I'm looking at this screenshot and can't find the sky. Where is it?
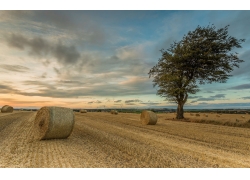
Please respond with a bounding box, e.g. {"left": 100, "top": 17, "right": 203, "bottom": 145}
{"left": 0, "top": 4, "right": 250, "bottom": 109}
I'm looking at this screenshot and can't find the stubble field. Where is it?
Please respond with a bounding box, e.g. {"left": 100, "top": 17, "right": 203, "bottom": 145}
{"left": 0, "top": 111, "right": 249, "bottom": 168}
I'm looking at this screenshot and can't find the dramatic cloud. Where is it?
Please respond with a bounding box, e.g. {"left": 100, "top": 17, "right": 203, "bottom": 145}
{"left": 1, "top": 10, "right": 250, "bottom": 109}
{"left": 5, "top": 33, "right": 81, "bottom": 65}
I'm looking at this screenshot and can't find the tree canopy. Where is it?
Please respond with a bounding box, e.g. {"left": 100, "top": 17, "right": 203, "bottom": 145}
{"left": 149, "top": 24, "right": 245, "bottom": 119}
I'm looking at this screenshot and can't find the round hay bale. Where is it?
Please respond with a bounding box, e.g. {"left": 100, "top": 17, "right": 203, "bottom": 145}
{"left": 1, "top": 105, "right": 13, "bottom": 113}
{"left": 140, "top": 110, "right": 158, "bottom": 125}
{"left": 113, "top": 110, "right": 118, "bottom": 115}
{"left": 34, "top": 106, "right": 75, "bottom": 140}
{"left": 110, "top": 110, "right": 115, "bottom": 114}
{"left": 195, "top": 113, "right": 200, "bottom": 116}
{"left": 80, "top": 109, "right": 87, "bottom": 113}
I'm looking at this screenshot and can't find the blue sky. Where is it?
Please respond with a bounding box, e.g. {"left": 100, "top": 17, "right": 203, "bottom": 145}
{"left": 0, "top": 7, "right": 250, "bottom": 109}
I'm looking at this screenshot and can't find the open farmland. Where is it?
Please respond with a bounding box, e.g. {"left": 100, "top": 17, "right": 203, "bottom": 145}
{"left": 0, "top": 111, "right": 250, "bottom": 168}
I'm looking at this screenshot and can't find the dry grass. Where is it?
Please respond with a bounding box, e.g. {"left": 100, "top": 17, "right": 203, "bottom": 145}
{"left": 0, "top": 112, "right": 249, "bottom": 167}
{"left": 165, "top": 113, "right": 250, "bottom": 128}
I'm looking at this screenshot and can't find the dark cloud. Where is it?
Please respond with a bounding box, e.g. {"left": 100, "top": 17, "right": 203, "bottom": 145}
{"left": 210, "top": 94, "right": 226, "bottom": 98}
{"left": 189, "top": 94, "right": 226, "bottom": 102}
{"left": 190, "top": 101, "right": 197, "bottom": 103}
{"left": 88, "top": 101, "right": 94, "bottom": 104}
{"left": 189, "top": 96, "right": 202, "bottom": 99}
{"left": 205, "top": 91, "right": 214, "bottom": 93}
{"left": 197, "top": 97, "right": 216, "bottom": 101}
{"left": 0, "top": 79, "right": 152, "bottom": 99}
{"left": 5, "top": 33, "right": 81, "bottom": 65}
{"left": 230, "top": 84, "right": 250, "bottom": 90}
{"left": 52, "top": 42, "right": 80, "bottom": 65}
{"left": 0, "top": 64, "right": 30, "bottom": 72}
{"left": 114, "top": 100, "right": 122, "bottom": 103}
{"left": 125, "top": 99, "right": 143, "bottom": 104}
{"left": 0, "top": 84, "right": 13, "bottom": 90}
{"left": 241, "top": 96, "right": 250, "bottom": 100}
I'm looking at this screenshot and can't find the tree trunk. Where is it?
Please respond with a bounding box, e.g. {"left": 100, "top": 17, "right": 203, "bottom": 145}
{"left": 176, "top": 102, "right": 184, "bottom": 119}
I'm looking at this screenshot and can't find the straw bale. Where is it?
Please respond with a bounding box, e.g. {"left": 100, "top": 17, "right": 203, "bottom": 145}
{"left": 140, "top": 110, "right": 158, "bottom": 125}
{"left": 1, "top": 105, "right": 13, "bottom": 113}
{"left": 34, "top": 106, "right": 75, "bottom": 140}
{"left": 80, "top": 109, "right": 87, "bottom": 113}
{"left": 195, "top": 114, "right": 200, "bottom": 116}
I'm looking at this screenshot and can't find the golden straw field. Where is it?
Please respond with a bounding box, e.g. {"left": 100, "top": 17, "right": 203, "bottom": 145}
{"left": 0, "top": 111, "right": 250, "bottom": 168}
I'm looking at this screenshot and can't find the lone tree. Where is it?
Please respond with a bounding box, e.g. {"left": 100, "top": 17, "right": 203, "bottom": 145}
{"left": 149, "top": 24, "right": 245, "bottom": 119}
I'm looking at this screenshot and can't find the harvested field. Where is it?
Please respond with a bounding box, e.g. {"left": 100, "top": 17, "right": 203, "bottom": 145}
{"left": 165, "top": 112, "right": 250, "bottom": 128}
{"left": 0, "top": 112, "right": 250, "bottom": 167}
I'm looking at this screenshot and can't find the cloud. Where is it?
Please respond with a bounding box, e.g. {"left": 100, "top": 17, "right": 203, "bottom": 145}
{"left": 230, "top": 84, "right": 250, "bottom": 90}
{"left": 125, "top": 99, "right": 143, "bottom": 104}
{"left": 190, "top": 101, "right": 198, "bottom": 103}
{"left": 230, "top": 49, "right": 250, "bottom": 77}
{"left": 140, "top": 102, "right": 161, "bottom": 105}
{"left": 58, "top": 80, "right": 81, "bottom": 84}
{"left": 114, "top": 100, "right": 122, "bottom": 103}
{"left": 189, "top": 94, "right": 226, "bottom": 102}
{"left": 205, "top": 91, "right": 214, "bottom": 93}
{"left": 0, "top": 97, "right": 50, "bottom": 104}
{"left": 0, "top": 84, "right": 13, "bottom": 90}
{"left": 125, "top": 103, "right": 136, "bottom": 105}
{"left": 198, "top": 102, "right": 209, "bottom": 105}
{"left": 210, "top": 94, "right": 226, "bottom": 98}
{"left": 5, "top": 33, "right": 81, "bottom": 65}
{"left": 196, "top": 97, "right": 215, "bottom": 101}
{"left": 241, "top": 96, "right": 250, "bottom": 100}
{"left": 189, "top": 96, "right": 202, "bottom": 99}
{"left": 94, "top": 100, "right": 102, "bottom": 104}
{"left": 0, "top": 64, "right": 30, "bottom": 72}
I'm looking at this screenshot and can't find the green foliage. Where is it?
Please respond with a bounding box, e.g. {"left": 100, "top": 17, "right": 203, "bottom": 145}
{"left": 149, "top": 24, "right": 245, "bottom": 118}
